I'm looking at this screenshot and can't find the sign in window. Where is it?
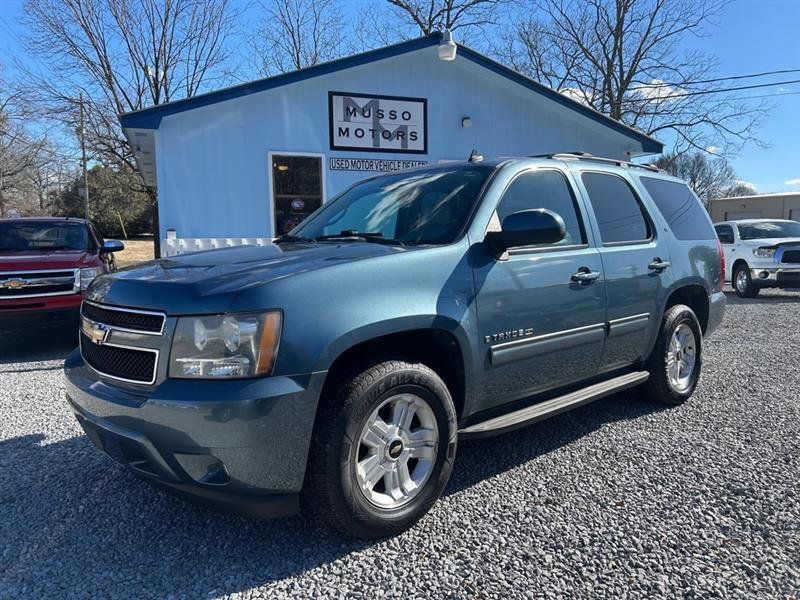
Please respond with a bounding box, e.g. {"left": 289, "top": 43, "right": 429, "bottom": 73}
{"left": 271, "top": 155, "right": 323, "bottom": 236}
{"left": 329, "top": 92, "right": 427, "bottom": 154}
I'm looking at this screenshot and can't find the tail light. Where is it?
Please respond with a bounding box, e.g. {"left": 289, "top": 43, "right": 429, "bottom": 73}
{"left": 716, "top": 239, "right": 725, "bottom": 292}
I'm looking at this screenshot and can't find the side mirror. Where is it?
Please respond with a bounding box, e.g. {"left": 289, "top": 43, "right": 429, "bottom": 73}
{"left": 101, "top": 240, "right": 125, "bottom": 253}
{"left": 485, "top": 209, "right": 566, "bottom": 255}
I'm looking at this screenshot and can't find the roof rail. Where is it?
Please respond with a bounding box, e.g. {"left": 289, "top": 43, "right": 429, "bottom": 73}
{"left": 530, "top": 152, "right": 663, "bottom": 173}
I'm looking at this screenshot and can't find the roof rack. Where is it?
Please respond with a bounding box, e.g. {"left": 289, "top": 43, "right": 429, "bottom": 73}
{"left": 530, "top": 152, "right": 663, "bottom": 173}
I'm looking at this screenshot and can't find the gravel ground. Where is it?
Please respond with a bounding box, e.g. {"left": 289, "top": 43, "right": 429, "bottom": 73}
{"left": 1, "top": 290, "right": 798, "bottom": 599}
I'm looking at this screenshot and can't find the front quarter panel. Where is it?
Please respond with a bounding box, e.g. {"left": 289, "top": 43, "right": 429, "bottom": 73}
{"left": 228, "top": 241, "right": 479, "bottom": 380}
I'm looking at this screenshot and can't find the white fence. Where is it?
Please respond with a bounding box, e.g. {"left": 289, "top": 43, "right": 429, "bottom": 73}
{"left": 161, "top": 237, "right": 273, "bottom": 257}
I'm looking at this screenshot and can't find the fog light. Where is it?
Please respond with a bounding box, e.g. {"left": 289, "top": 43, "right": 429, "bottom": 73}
{"left": 758, "top": 271, "right": 769, "bottom": 279}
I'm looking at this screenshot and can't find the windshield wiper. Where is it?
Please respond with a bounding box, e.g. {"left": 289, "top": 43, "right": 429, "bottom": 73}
{"left": 275, "top": 234, "right": 315, "bottom": 244}
{"left": 313, "top": 230, "right": 406, "bottom": 246}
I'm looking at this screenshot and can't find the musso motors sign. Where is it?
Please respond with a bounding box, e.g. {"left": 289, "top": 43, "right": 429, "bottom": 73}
{"left": 329, "top": 92, "right": 427, "bottom": 154}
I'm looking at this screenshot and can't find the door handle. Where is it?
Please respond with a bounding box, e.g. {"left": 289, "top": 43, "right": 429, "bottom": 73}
{"left": 648, "top": 258, "right": 671, "bottom": 272}
{"left": 571, "top": 268, "right": 601, "bottom": 283}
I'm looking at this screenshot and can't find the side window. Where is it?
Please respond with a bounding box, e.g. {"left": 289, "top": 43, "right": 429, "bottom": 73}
{"left": 714, "top": 224, "right": 735, "bottom": 244}
{"left": 581, "top": 172, "right": 651, "bottom": 244}
{"left": 640, "top": 177, "right": 716, "bottom": 240}
{"left": 496, "top": 169, "right": 586, "bottom": 247}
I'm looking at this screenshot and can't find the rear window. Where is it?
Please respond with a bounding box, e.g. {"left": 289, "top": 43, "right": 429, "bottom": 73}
{"left": 581, "top": 172, "right": 650, "bottom": 244}
{"left": 640, "top": 177, "right": 716, "bottom": 240}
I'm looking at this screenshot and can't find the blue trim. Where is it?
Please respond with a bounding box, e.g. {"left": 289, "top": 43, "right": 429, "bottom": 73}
{"left": 119, "top": 32, "right": 662, "bottom": 153}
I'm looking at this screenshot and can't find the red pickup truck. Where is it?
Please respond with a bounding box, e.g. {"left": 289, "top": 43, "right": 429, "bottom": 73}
{"left": 0, "top": 217, "right": 124, "bottom": 330}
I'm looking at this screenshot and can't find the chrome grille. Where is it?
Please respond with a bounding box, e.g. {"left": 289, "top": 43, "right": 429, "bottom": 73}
{"left": 80, "top": 333, "right": 158, "bottom": 384}
{"left": 81, "top": 301, "right": 165, "bottom": 334}
{"left": 0, "top": 269, "right": 77, "bottom": 298}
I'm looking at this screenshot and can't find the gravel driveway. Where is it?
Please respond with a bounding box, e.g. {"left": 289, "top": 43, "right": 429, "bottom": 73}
{"left": 1, "top": 290, "right": 798, "bottom": 599}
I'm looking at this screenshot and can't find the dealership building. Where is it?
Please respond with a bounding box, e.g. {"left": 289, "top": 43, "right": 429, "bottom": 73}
{"left": 119, "top": 32, "right": 663, "bottom": 255}
{"left": 708, "top": 192, "right": 800, "bottom": 223}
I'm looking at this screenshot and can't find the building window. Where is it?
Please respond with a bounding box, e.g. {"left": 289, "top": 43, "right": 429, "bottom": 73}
{"left": 272, "top": 155, "right": 323, "bottom": 236}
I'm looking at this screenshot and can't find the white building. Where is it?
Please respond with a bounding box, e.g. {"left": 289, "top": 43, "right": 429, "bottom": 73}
{"left": 119, "top": 32, "right": 663, "bottom": 255}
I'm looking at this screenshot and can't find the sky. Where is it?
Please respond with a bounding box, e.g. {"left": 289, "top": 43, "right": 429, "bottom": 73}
{"left": 0, "top": 0, "right": 798, "bottom": 193}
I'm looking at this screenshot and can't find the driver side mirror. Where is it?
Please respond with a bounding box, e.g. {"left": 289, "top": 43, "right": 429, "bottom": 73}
{"left": 485, "top": 209, "right": 566, "bottom": 256}
{"left": 101, "top": 240, "right": 125, "bottom": 253}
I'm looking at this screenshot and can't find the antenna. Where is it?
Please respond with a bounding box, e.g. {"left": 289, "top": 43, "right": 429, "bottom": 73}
{"left": 468, "top": 148, "right": 483, "bottom": 162}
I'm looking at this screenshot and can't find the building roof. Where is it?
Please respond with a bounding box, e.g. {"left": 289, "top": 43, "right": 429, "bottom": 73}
{"left": 710, "top": 191, "right": 800, "bottom": 203}
{"left": 119, "top": 32, "right": 662, "bottom": 154}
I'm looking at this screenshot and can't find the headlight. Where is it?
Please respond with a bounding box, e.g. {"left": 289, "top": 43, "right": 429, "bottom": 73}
{"left": 169, "top": 311, "right": 282, "bottom": 379}
{"left": 80, "top": 267, "right": 103, "bottom": 290}
{"left": 753, "top": 247, "right": 776, "bottom": 258}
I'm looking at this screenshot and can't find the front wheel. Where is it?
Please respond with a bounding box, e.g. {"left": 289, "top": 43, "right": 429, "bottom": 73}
{"left": 304, "top": 360, "right": 457, "bottom": 539}
{"left": 734, "top": 263, "right": 759, "bottom": 298}
{"left": 642, "top": 304, "right": 702, "bottom": 406}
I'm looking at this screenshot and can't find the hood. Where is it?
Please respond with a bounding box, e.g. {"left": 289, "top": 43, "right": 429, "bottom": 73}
{"left": 85, "top": 241, "right": 411, "bottom": 314}
{"left": 0, "top": 250, "right": 97, "bottom": 272}
{"left": 739, "top": 238, "right": 800, "bottom": 248}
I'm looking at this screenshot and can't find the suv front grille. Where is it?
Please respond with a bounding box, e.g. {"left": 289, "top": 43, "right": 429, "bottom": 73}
{"left": 781, "top": 250, "right": 800, "bottom": 264}
{"left": 80, "top": 333, "right": 158, "bottom": 384}
{"left": 0, "top": 270, "right": 76, "bottom": 298}
{"left": 82, "top": 302, "right": 165, "bottom": 334}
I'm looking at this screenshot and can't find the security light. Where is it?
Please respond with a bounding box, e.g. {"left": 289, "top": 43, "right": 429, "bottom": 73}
{"left": 438, "top": 29, "right": 457, "bottom": 61}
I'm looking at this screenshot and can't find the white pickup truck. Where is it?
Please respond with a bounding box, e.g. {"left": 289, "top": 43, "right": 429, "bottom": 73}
{"left": 714, "top": 219, "right": 800, "bottom": 297}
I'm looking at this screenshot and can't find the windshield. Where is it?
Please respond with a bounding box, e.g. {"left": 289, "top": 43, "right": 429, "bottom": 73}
{"left": 738, "top": 221, "right": 800, "bottom": 240}
{"left": 291, "top": 165, "right": 495, "bottom": 245}
{"left": 0, "top": 221, "right": 91, "bottom": 252}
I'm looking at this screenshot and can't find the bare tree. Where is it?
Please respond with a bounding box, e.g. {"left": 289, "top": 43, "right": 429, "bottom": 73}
{"left": 21, "top": 0, "right": 239, "bottom": 178}
{"left": 653, "top": 152, "right": 752, "bottom": 204}
{"left": 248, "top": 0, "right": 349, "bottom": 76}
{"left": 387, "top": 0, "right": 502, "bottom": 37}
{"left": 501, "top": 0, "right": 767, "bottom": 155}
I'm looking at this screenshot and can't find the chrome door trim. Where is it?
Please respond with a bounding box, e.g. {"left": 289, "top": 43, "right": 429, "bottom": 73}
{"left": 490, "top": 322, "right": 606, "bottom": 366}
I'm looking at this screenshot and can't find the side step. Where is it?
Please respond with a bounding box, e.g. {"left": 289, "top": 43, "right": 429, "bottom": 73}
{"left": 458, "top": 371, "right": 650, "bottom": 440}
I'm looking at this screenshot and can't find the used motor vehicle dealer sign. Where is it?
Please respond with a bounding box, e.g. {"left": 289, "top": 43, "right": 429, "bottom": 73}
{"left": 329, "top": 92, "right": 427, "bottom": 154}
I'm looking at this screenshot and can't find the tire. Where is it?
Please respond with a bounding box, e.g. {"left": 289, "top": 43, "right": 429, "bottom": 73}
{"left": 304, "top": 360, "right": 457, "bottom": 539}
{"left": 733, "top": 263, "right": 759, "bottom": 298}
{"left": 642, "top": 304, "right": 703, "bottom": 406}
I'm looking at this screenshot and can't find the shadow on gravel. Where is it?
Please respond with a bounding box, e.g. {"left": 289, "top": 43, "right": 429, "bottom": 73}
{"left": 0, "top": 390, "right": 666, "bottom": 598}
{"left": 0, "top": 323, "right": 77, "bottom": 366}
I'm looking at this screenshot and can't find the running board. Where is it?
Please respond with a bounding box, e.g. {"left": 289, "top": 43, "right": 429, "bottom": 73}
{"left": 458, "top": 371, "right": 650, "bottom": 439}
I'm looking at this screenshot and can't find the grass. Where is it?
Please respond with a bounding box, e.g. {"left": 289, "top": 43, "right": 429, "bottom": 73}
{"left": 116, "top": 238, "right": 155, "bottom": 268}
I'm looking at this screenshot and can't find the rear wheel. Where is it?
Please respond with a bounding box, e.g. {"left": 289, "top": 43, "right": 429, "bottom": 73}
{"left": 642, "top": 304, "right": 702, "bottom": 406}
{"left": 734, "top": 263, "right": 759, "bottom": 298}
{"left": 304, "top": 360, "right": 457, "bottom": 539}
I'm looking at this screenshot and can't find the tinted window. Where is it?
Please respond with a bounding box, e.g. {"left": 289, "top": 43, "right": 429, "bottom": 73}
{"left": 640, "top": 177, "right": 715, "bottom": 240}
{"left": 0, "top": 221, "right": 91, "bottom": 252}
{"left": 581, "top": 172, "right": 650, "bottom": 244}
{"left": 738, "top": 220, "right": 800, "bottom": 240}
{"left": 714, "top": 224, "right": 734, "bottom": 244}
{"left": 293, "top": 165, "right": 493, "bottom": 245}
{"left": 496, "top": 170, "right": 585, "bottom": 246}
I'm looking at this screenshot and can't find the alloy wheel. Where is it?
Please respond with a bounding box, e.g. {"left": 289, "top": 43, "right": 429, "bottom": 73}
{"left": 666, "top": 323, "right": 697, "bottom": 392}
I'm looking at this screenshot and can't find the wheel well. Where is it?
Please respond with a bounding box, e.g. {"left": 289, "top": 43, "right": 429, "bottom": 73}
{"left": 731, "top": 258, "right": 749, "bottom": 278}
{"left": 320, "top": 329, "right": 466, "bottom": 418}
{"left": 665, "top": 285, "right": 710, "bottom": 332}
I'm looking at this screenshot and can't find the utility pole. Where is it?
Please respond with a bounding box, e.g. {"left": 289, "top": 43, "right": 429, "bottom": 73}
{"left": 79, "top": 93, "right": 90, "bottom": 220}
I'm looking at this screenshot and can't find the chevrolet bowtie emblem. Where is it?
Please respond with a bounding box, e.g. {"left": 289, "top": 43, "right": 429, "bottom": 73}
{"left": 81, "top": 317, "right": 110, "bottom": 345}
{"left": 1, "top": 278, "right": 26, "bottom": 290}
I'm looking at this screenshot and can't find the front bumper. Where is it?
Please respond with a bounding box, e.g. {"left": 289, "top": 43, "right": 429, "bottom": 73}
{"left": 0, "top": 294, "right": 82, "bottom": 330}
{"left": 749, "top": 267, "right": 800, "bottom": 288}
{"left": 64, "top": 349, "right": 326, "bottom": 518}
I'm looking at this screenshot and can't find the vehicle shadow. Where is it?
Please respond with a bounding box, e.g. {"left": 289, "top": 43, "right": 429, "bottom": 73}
{"left": 723, "top": 289, "right": 800, "bottom": 305}
{"left": 0, "top": 324, "right": 77, "bottom": 366}
{"left": 0, "top": 389, "right": 663, "bottom": 598}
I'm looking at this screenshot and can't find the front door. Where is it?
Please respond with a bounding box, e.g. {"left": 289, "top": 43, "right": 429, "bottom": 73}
{"left": 271, "top": 154, "right": 324, "bottom": 236}
{"left": 473, "top": 168, "right": 607, "bottom": 409}
{"left": 576, "top": 171, "right": 673, "bottom": 371}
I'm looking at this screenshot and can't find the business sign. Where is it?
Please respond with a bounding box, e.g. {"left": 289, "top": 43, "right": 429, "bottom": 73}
{"left": 329, "top": 157, "right": 428, "bottom": 172}
{"left": 329, "top": 92, "right": 427, "bottom": 154}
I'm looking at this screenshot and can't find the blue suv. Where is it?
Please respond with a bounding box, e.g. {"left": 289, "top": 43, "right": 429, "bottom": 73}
{"left": 64, "top": 154, "right": 725, "bottom": 538}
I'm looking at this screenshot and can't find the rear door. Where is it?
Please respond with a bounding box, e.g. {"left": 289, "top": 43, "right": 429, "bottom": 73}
{"left": 576, "top": 170, "right": 673, "bottom": 372}
{"left": 473, "top": 167, "right": 606, "bottom": 408}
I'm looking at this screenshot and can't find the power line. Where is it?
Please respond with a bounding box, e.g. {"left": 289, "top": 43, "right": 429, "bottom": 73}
{"left": 638, "top": 78, "right": 800, "bottom": 100}
{"left": 638, "top": 68, "right": 800, "bottom": 88}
